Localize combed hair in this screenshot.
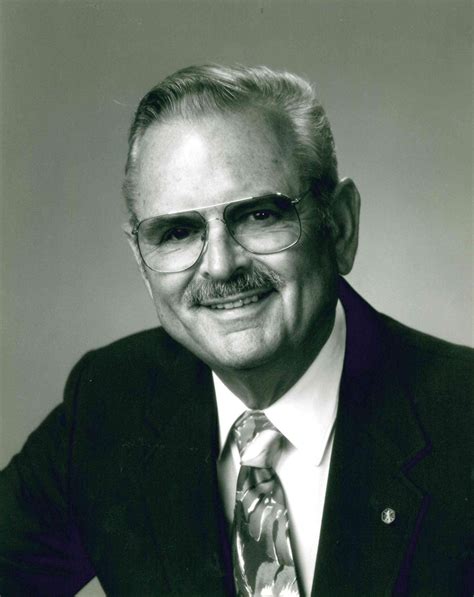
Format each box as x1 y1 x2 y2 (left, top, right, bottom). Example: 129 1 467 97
123 64 339 224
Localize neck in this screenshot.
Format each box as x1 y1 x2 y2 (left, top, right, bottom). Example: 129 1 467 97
212 313 335 409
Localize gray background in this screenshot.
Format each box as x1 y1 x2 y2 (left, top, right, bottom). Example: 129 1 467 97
1 0 472 470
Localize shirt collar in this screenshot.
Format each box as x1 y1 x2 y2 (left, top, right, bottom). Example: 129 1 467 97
213 301 346 467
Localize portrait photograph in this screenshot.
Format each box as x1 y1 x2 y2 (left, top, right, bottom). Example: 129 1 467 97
0 1 472 595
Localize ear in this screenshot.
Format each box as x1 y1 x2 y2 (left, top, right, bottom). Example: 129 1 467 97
122 224 154 300
329 178 360 275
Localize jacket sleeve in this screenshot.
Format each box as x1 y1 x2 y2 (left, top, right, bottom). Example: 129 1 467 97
0 353 96 597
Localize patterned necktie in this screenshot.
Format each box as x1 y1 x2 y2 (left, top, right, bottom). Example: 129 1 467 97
232 410 300 597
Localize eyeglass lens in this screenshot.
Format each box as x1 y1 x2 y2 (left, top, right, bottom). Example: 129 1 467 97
137 194 301 273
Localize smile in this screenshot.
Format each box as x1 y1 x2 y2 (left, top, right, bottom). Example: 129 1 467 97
201 290 273 310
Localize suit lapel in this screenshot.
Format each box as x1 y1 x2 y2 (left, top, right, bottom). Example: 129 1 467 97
137 335 233 596
312 280 430 595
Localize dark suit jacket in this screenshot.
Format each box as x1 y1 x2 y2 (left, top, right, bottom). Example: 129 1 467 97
1 280 472 596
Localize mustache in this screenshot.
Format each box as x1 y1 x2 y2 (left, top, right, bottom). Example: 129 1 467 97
183 266 285 306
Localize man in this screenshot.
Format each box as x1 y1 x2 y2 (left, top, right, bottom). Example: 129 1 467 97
0 65 472 596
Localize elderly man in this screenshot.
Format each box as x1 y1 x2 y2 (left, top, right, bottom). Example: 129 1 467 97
0 65 472 596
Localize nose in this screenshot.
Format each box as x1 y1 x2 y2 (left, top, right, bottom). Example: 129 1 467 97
198 218 251 280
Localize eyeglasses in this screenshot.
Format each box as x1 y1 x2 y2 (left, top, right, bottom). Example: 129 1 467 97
132 190 311 273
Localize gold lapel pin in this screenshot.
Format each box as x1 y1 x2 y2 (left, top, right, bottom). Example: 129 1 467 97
381 507 396 525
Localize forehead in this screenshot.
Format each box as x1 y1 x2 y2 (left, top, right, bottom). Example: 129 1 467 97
133 109 300 219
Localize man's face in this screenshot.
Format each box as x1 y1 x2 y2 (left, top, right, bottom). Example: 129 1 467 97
131 110 352 372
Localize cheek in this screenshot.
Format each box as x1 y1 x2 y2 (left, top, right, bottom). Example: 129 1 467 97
273 241 330 286
297 228 336 278
147 272 190 315
277 241 337 310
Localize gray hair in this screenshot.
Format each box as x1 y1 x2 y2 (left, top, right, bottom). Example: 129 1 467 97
123 64 339 224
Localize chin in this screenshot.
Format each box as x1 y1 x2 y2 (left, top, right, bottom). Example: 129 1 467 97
201 339 282 372
164 317 286 371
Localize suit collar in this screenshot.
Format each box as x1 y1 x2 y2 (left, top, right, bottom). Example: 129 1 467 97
311 278 430 595
338 276 428 466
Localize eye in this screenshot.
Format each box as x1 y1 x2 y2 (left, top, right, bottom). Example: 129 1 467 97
152 216 203 246
162 226 193 243
241 206 285 227
250 209 279 221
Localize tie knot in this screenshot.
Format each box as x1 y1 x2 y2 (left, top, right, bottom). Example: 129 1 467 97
232 410 283 468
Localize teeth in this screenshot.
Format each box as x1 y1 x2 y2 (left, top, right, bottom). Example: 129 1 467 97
209 293 263 310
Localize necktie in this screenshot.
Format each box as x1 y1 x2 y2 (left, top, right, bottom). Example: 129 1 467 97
232 410 300 597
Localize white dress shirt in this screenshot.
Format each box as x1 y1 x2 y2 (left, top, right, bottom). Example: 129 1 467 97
213 301 346 597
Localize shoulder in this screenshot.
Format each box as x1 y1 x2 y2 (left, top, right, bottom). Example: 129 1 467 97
339 279 472 390
87 326 168 362
74 326 183 378
379 314 473 431
381 314 472 361
64 327 191 413
380 314 472 382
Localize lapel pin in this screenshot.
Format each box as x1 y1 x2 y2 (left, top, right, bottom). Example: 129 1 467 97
381 507 396 525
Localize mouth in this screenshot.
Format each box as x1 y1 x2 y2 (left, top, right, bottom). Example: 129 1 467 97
200 289 274 310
